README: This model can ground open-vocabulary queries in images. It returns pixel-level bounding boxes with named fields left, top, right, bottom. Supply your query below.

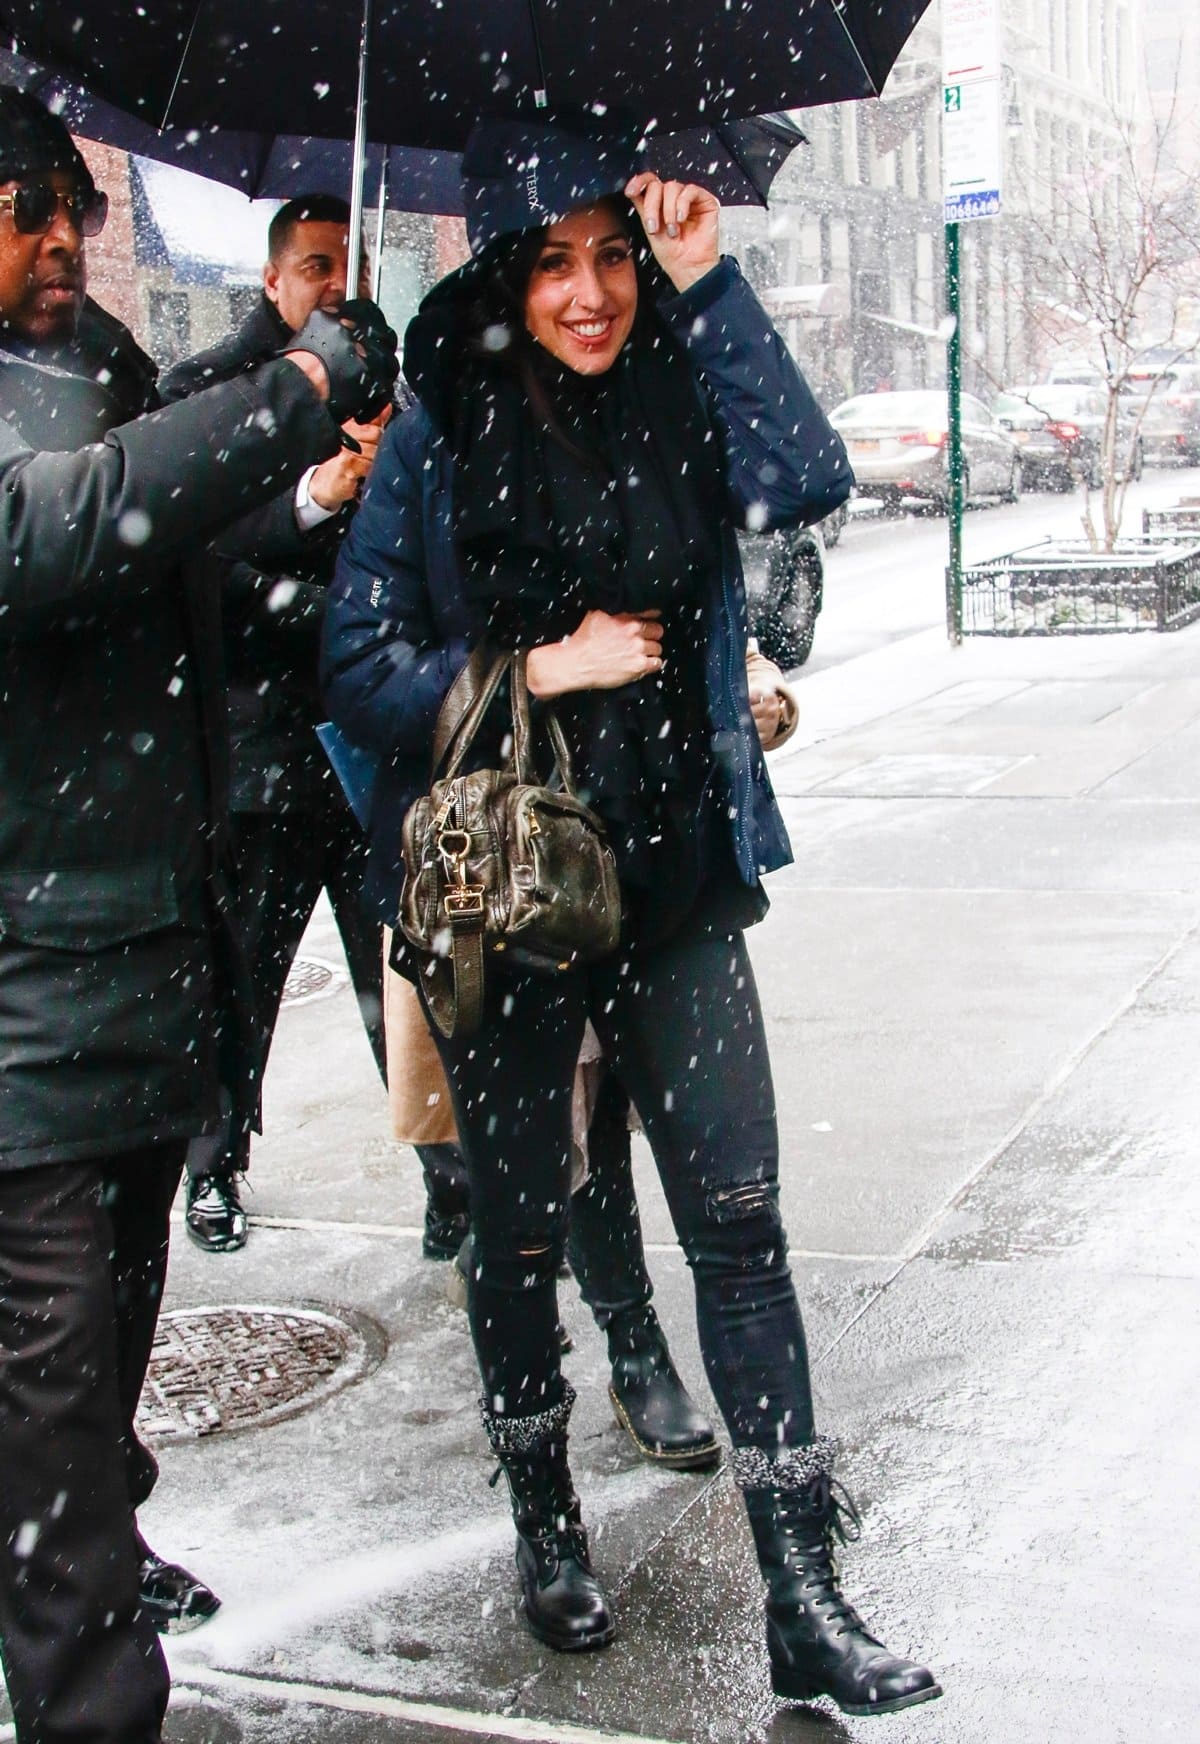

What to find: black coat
left=0, top=299, right=340, bottom=1169
left=161, top=295, right=351, bottom=813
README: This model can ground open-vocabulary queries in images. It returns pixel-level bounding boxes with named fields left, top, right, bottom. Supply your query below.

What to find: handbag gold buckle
left=444, top=885, right=485, bottom=918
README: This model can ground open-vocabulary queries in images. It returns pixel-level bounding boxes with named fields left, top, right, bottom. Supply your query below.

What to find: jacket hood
left=404, top=113, right=652, bottom=427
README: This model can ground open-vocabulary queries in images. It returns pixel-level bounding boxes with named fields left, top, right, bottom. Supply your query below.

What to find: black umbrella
left=1, top=0, right=931, bottom=150
left=0, top=46, right=806, bottom=212
left=1, top=46, right=809, bottom=316
left=4, top=0, right=927, bottom=284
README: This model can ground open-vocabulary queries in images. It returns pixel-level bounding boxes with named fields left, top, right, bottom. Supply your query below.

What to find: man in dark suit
left=161, top=196, right=470, bottom=1259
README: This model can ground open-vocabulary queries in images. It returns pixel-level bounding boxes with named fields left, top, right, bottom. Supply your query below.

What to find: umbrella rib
left=525, top=0, right=550, bottom=106
left=820, top=0, right=880, bottom=98
left=161, top=0, right=206, bottom=131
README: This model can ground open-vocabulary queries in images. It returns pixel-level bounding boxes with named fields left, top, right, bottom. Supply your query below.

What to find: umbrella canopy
left=0, top=48, right=806, bottom=212
left=0, top=0, right=931, bottom=150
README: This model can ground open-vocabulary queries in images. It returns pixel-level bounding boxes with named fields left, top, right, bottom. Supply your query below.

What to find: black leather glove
left=283, top=298, right=399, bottom=424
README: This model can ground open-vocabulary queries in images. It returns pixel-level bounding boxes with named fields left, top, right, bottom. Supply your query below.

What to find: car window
left=830, top=393, right=947, bottom=427
left=1017, top=387, right=1081, bottom=417
left=962, top=396, right=992, bottom=424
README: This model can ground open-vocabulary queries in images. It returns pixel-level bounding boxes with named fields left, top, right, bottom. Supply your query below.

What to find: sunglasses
left=0, top=181, right=109, bottom=238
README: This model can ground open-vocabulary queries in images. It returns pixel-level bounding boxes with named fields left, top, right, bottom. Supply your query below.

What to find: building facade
left=724, top=0, right=1146, bottom=405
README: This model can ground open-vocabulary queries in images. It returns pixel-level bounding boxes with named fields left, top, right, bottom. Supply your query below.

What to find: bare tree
left=1009, top=85, right=1200, bottom=550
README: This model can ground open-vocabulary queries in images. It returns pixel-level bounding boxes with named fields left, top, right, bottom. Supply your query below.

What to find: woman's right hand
left=526, top=610, right=664, bottom=699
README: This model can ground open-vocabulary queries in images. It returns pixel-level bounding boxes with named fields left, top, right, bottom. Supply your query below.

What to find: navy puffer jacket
left=322, top=257, right=852, bottom=921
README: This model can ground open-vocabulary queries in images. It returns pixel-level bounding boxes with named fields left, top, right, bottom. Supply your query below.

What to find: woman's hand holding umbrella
left=624, top=172, right=720, bottom=294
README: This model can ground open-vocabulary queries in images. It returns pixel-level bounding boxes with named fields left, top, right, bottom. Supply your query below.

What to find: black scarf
left=449, top=309, right=722, bottom=645
left=425, top=309, right=728, bottom=913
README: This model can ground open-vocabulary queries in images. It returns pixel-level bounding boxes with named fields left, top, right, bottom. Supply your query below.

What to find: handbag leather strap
left=434, top=648, right=580, bottom=793
left=431, top=648, right=507, bottom=774
left=438, top=898, right=486, bottom=1038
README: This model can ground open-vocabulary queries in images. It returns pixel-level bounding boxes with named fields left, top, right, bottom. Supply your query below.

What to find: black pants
left=566, top=1071, right=654, bottom=1336
left=188, top=799, right=385, bottom=1182
left=432, top=928, right=815, bottom=1449
left=0, top=1145, right=182, bottom=1744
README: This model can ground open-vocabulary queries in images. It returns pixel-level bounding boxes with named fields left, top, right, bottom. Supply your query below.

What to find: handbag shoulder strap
left=509, top=651, right=579, bottom=793
left=432, top=648, right=510, bottom=778
left=433, top=646, right=583, bottom=794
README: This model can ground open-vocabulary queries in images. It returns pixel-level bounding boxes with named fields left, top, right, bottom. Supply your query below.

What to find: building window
left=228, top=286, right=260, bottom=328
left=148, top=290, right=191, bottom=368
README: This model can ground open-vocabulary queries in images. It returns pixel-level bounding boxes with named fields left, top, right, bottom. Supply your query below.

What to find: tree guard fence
left=956, top=538, right=1200, bottom=636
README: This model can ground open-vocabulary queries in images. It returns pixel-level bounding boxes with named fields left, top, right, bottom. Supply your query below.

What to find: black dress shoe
left=609, top=1349, right=721, bottom=1470
left=185, top=1172, right=248, bottom=1253
left=137, top=1549, right=221, bottom=1634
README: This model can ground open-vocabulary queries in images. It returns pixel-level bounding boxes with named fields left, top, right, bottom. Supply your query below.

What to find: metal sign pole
left=941, top=0, right=1003, bottom=646
left=945, top=221, right=964, bottom=644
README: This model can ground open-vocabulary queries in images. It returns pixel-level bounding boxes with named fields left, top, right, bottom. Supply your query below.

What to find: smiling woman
left=323, top=115, right=939, bottom=1720
left=523, top=209, right=637, bottom=374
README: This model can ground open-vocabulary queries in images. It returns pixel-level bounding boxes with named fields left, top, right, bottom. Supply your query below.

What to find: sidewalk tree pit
left=957, top=528, right=1200, bottom=636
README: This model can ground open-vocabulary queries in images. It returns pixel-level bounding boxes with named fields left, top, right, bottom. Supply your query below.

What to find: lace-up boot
left=736, top=1440, right=941, bottom=1716
left=482, top=1382, right=614, bottom=1651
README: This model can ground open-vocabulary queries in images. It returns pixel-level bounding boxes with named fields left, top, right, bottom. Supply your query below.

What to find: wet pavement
left=23, top=617, right=1200, bottom=1743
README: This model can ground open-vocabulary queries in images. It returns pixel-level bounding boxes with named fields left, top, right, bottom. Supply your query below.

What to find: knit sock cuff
left=729, top=1433, right=841, bottom=1492
left=479, top=1380, right=577, bottom=1454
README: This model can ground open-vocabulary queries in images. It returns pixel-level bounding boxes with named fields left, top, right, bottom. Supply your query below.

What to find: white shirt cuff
left=294, top=465, right=339, bottom=531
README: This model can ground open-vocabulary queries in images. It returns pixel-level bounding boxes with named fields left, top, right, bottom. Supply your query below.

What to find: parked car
left=828, top=389, right=1020, bottom=512
left=737, top=520, right=827, bottom=671
left=994, top=385, right=1144, bottom=490
left=1045, top=357, right=1106, bottom=387
left=1122, top=362, right=1200, bottom=465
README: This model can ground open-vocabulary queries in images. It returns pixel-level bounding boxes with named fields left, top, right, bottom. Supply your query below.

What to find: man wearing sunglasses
left=0, top=86, right=398, bottom=1744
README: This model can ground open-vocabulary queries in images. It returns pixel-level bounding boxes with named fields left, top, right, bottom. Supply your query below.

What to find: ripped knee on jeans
left=706, top=1180, right=780, bottom=1225
left=698, top=1178, right=787, bottom=1270
left=474, top=1218, right=566, bottom=1293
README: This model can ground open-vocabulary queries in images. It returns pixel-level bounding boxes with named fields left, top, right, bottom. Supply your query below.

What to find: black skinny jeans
left=431, top=926, right=815, bottom=1451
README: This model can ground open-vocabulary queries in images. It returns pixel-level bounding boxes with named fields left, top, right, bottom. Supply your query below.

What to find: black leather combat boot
left=607, top=1305, right=720, bottom=1470
left=483, top=1382, right=614, bottom=1652
left=737, top=1441, right=942, bottom=1717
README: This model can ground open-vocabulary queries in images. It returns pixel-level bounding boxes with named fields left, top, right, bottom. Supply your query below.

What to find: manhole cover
left=136, top=1304, right=378, bottom=1441
left=281, top=954, right=348, bottom=1007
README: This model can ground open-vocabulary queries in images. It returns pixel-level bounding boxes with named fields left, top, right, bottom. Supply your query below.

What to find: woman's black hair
left=459, top=196, right=662, bottom=466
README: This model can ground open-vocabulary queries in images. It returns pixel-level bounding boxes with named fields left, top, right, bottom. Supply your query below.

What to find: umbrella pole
left=371, top=156, right=388, bottom=304
left=346, top=0, right=372, bottom=297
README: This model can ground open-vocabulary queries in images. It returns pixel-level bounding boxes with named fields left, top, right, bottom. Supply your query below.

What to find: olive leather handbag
left=398, top=650, right=621, bottom=1038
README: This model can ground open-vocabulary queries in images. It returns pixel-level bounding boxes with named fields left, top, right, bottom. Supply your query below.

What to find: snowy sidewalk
left=103, top=619, right=1200, bottom=1742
